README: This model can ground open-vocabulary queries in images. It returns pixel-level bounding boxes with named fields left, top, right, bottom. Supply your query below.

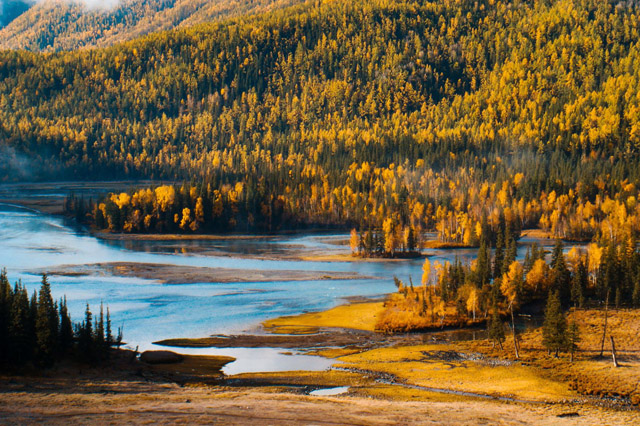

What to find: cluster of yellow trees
left=5, top=0, right=640, bottom=234
left=69, top=164, right=640, bottom=251
left=376, top=234, right=631, bottom=334
left=84, top=183, right=253, bottom=233
left=0, top=0, right=298, bottom=51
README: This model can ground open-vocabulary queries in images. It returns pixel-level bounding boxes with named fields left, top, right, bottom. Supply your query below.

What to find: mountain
left=0, top=0, right=298, bottom=51
left=1, top=0, right=640, bottom=193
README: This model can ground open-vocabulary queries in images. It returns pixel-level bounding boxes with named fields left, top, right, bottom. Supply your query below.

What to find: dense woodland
left=2, top=0, right=637, bottom=243
left=0, top=0, right=300, bottom=52
left=377, top=235, right=629, bottom=358
left=0, top=270, right=121, bottom=369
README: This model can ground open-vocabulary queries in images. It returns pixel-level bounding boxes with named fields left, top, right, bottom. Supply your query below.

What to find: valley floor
left=3, top=305, right=640, bottom=425
left=2, top=376, right=638, bottom=425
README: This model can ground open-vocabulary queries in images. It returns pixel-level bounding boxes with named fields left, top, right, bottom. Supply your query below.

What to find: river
left=0, top=196, right=562, bottom=372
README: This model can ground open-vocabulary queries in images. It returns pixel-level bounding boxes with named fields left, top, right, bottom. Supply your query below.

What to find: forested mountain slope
left=3, top=0, right=640, bottom=239
left=0, top=0, right=298, bottom=51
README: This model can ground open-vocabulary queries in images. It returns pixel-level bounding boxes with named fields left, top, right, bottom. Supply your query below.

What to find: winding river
left=0, top=191, right=559, bottom=373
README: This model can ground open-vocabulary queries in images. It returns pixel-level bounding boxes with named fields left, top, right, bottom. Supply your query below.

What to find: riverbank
left=3, top=337, right=639, bottom=425
left=465, top=308, right=640, bottom=405
left=3, top=303, right=640, bottom=424
left=156, top=299, right=640, bottom=412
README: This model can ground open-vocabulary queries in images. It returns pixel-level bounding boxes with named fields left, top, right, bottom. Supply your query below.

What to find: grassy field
left=263, top=300, right=640, bottom=409
left=465, top=308, right=640, bottom=405
left=4, top=306, right=640, bottom=423
left=263, top=301, right=385, bottom=333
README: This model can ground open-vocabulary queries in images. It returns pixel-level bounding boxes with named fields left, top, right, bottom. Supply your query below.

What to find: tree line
left=0, top=270, right=122, bottom=369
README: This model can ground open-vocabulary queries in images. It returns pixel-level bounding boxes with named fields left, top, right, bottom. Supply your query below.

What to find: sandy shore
left=36, top=262, right=376, bottom=284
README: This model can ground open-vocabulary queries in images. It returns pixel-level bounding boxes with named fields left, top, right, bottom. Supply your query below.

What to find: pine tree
left=551, top=240, right=571, bottom=305
left=105, top=307, right=113, bottom=352
left=95, top=302, right=105, bottom=357
left=35, top=274, right=59, bottom=366
left=475, top=239, right=491, bottom=287
left=59, top=297, right=74, bottom=355
left=9, top=283, right=31, bottom=364
left=487, top=302, right=505, bottom=351
left=571, top=260, right=587, bottom=308
left=0, top=269, right=12, bottom=362
left=542, top=290, right=567, bottom=357
left=493, top=232, right=504, bottom=279
left=78, top=304, right=93, bottom=362
left=502, top=235, right=517, bottom=276
left=523, top=246, right=533, bottom=273
left=567, top=320, right=581, bottom=363
left=115, top=325, right=124, bottom=349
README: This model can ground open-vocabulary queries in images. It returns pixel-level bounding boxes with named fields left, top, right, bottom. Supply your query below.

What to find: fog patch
left=0, top=144, right=34, bottom=181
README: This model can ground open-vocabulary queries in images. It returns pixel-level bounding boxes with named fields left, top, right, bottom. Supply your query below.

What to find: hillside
left=0, top=0, right=299, bottom=51
left=2, top=0, right=640, bottom=239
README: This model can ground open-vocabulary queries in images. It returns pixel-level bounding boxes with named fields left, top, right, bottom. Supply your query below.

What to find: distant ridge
left=0, top=0, right=299, bottom=51
left=0, top=0, right=33, bottom=28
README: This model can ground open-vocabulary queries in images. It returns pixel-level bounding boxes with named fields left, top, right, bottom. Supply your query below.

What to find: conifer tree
left=9, top=283, right=31, bottom=363
left=105, top=307, right=114, bottom=352
left=487, top=302, right=505, bottom=351
left=35, top=274, right=58, bottom=366
left=502, top=235, right=517, bottom=276
left=567, top=320, right=581, bottom=363
left=493, top=232, right=505, bottom=279
left=0, top=269, right=11, bottom=362
left=95, top=302, right=105, bottom=356
left=59, top=297, right=73, bottom=355
left=475, top=239, right=491, bottom=287
left=571, top=260, right=587, bottom=308
left=542, top=290, right=567, bottom=357
left=78, top=303, right=94, bottom=362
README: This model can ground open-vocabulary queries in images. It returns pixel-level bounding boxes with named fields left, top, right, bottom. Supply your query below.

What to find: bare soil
left=36, top=262, right=374, bottom=284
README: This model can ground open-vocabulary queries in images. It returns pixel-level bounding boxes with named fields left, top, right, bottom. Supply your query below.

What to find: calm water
left=0, top=200, right=563, bottom=372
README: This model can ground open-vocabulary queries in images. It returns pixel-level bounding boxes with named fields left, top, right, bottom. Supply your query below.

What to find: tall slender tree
left=542, top=290, right=567, bottom=357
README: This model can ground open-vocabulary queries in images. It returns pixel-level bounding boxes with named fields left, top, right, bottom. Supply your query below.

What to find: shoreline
left=3, top=301, right=640, bottom=423
left=156, top=299, right=640, bottom=411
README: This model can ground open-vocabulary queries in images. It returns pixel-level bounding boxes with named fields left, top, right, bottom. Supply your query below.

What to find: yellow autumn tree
left=525, top=259, right=550, bottom=296
left=466, top=287, right=479, bottom=320
left=421, top=258, right=431, bottom=286
left=501, top=260, right=523, bottom=359
left=350, top=228, right=359, bottom=254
